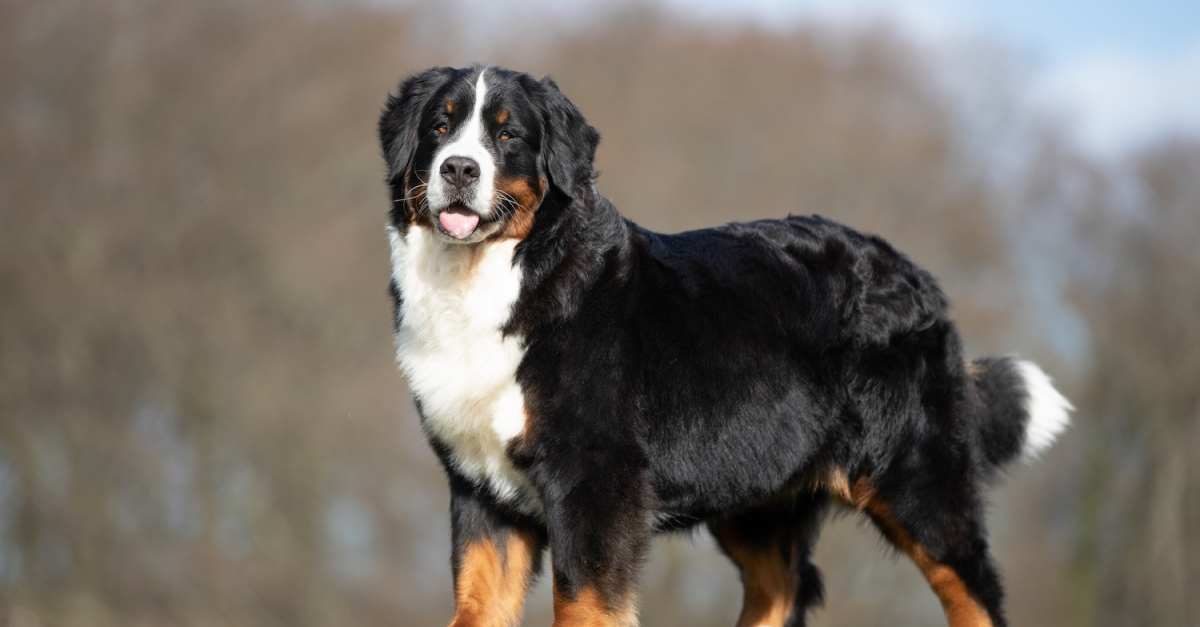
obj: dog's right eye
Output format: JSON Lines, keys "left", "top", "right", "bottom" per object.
{"left": 434, "top": 123, "right": 448, "bottom": 135}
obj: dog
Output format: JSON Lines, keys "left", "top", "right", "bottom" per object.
{"left": 378, "top": 65, "right": 1071, "bottom": 627}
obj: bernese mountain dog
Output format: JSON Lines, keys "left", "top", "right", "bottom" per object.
{"left": 378, "top": 65, "right": 1072, "bottom": 627}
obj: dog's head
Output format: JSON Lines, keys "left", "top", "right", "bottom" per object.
{"left": 379, "top": 66, "right": 599, "bottom": 244}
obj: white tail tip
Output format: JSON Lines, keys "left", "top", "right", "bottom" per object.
{"left": 1016, "top": 360, "right": 1073, "bottom": 463}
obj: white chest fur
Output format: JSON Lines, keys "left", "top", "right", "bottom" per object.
{"left": 388, "top": 226, "right": 541, "bottom": 515}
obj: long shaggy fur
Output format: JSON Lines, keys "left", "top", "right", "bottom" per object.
{"left": 378, "top": 65, "right": 1071, "bottom": 627}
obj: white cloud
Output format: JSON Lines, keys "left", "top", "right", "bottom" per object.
{"left": 654, "top": 0, "right": 1200, "bottom": 156}
{"left": 655, "top": 0, "right": 974, "bottom": 40}
{"left": 1030, "top": 42, "right": 1200, "bottom": 155}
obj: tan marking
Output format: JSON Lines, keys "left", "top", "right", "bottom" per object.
{"left": 965, "top": 359, "right": 984, "bottom": 379}
{"left": 450, "top": 531, "right": 538, "bottom": 627}
{"left": 446, "top": 100, "right": 457, "bottom": 114}
{"left": 817, "top": 467, "right": 854, "bottom": 503}
{"left": 552, "top": 586, "right": 637, "bottom": 627}
{"left": 494, "top": 176, "right": 542, "bottom": 240}
{"left": 710, "top": 520, "right": 796, "bottom": 627}
{"left": 849, "top": 477, "right": 877, "bottom": 509}
{"left": 496, "top": 108, "right": 510, "bottom": 124}
{"left": 854, "top": 481, "right": 993, "bottom": 627}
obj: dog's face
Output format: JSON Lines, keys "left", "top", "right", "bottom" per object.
{"left": 379, "top": 66, "right": 599, "bottom": 244}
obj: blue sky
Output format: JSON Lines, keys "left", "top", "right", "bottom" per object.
{"left": 966, "top": 0, "right": 1200, "bottom": 155}
{"left": 657, "top": 0, "right": 1200, "bottom": 61}
{"left": 968, "top": 0, "right": 1199, "bottom": 61}
{"left": 652, "top": 0, "right": 1200, "bottom": 155}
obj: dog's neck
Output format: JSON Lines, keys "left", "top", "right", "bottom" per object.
{"left": 502, "top": 190, "right": 634, "bottom": 336}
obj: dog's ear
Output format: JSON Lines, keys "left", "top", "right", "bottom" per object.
{"left": 536, "top": 77, "right": 600, "bottom": 200}
{"left": 378, "top": 67, "right": 456, "bottom": 184}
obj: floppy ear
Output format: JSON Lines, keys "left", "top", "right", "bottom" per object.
{"left": 537, "top": 77, "right": 600, "bottom": 200}
{"left": 378, "top": 67, "right": 456, "bottom": 185}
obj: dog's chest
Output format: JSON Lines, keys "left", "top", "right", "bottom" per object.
{"left": 388, "top": 227, "right": 540, "bottom": 514}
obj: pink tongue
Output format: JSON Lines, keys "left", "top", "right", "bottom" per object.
{"left": 439, "top": 206, "right": 480, "bottom": 239}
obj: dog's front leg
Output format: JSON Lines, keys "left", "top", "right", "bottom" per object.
{"left": 446, "top": 478, "right": 546, "bottom": 627}
{"left": 540, "top": 457, "right": 650, "bottom": 627}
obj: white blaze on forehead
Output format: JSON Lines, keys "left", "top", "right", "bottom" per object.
{"left": 426, "top": 69, "right": 496, "bottom": 217}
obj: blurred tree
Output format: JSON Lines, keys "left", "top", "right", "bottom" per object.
{"left": 1067, "top": 139, "right": 1200, "bottom": 627}
{"left": 1, "top": 0, "right": 451, "bottom": 624}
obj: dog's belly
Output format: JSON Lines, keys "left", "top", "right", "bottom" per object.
{"left": 646, "top": 391, "right": 829, "bottom": 517}
{"left": 389, "top": 226, "right": 542, "bottom": 516}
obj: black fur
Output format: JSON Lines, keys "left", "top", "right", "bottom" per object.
{"left": 379, "top": 65, "right": 1056, "bottom": 627}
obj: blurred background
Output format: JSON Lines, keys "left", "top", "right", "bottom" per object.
{"left": 2, "top": 0, "right": 1198, "bottom": 625}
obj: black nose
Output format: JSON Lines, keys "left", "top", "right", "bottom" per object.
{"left": 440, "top": 156, "right": 480, "bottom": 188}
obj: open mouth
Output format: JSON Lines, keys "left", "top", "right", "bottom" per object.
{"left": 437, "top": 203, "right": 482, "bottom": 239}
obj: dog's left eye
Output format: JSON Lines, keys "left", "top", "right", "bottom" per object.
{"left": 499, "top": 131, "right": 517, "bottom": 141}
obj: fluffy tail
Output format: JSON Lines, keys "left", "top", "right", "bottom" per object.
{"left": 969, "top": 356, "right": 1073, "bottom": 470}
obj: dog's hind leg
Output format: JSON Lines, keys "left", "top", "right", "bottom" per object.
{"left": 846, "top": 474, "right": 1006, "bottom": 627}
{"left": 708, "top": 492, "right": 829, "bottom": 627}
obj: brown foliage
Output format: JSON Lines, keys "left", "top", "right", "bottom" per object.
{"left": 1065, "top": 140, "right": 1200, "bottom": 626}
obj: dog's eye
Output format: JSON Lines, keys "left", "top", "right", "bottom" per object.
{"left": 435, "top": 123, "right": 448, "bottom": 135}
{"left": 499, "top": 131, "right": 516, "bottom": 141}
